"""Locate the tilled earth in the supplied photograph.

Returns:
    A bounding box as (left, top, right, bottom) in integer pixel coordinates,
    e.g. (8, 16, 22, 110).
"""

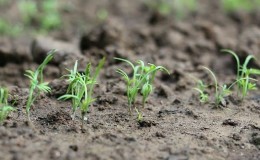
(0, 0, 260, 160)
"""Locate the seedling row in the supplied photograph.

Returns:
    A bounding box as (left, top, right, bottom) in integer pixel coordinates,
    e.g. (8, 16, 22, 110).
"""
(0, 49, 259, 130)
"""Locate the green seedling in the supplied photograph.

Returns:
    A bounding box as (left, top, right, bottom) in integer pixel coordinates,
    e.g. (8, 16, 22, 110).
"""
(59, 60, 79, 120)
(222, 49, 260, 100)
(18, 0, 37, 25)
(59, 58, 105, 129)
(135, 107, 143, 122)
(41, 0, 61, 31)
(96, 8, 109, 21)
(42, 0, 58, 12)
(115, 58, 169, 115)
(193, 80, 209, 103)
(0, 88, 8, 105)
(173, 0, 197, 19)
(141, 80, 153, 107)
(18, 0, 61, 33)
(0, 88, 15, 123)
(202, 66, 233, 107)
(0, 106, 15, 123)
(41, 13, 61, 31)
(0, 18, 21, 37)
(145, 0, 197, 18)
(147, 0, 172, 15)
(25, 50, 55, 123)
(221, 0, 260, 12)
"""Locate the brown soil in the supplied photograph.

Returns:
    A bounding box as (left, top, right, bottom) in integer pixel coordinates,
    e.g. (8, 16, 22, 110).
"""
(0, 0, 260, 160)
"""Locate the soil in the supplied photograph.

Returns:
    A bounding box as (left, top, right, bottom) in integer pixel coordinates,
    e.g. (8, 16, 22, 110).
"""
(0, 0, 260, 160)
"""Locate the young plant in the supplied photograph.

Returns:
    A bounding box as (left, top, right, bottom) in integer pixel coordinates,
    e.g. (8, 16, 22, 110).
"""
(173, 0, 197, 19)
(115, 58, 169, 115)
(135, 107, 143, 122)
(221, 0, 260, 13)
(41, 13, 61, 31)
(145, 0, 172, 15)
(222, 49, 260, 100)
(25, 50, 55, 123)
(59, 61, 79, 120)
(145, 0, 197, 18)
(18, 0, 61, 32)
(41, 0, 61, 31)
(96, 8, 109, 21)
(202, 67, 233, 107)
(18, 0, 37, 25)
(141, 80, 153, 107)
(0, 18, 21, 37)
(0, 88, 15, 123)
(193, 80, 209, 103)
(59, 58, 105, 129)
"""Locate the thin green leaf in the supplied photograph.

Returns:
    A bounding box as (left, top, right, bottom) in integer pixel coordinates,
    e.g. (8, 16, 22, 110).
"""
(114, 57, 135, 70)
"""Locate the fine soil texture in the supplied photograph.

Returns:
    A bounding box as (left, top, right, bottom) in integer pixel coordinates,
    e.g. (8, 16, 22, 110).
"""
(0, 0, 260, 160)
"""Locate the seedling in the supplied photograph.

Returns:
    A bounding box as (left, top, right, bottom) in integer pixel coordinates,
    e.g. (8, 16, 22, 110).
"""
(141, 80, 153, 107)
(146, 0, 172, 15)
(59, 58, 105, 129)
(222, 49, 260, 100)
(59, 61, 79, 120)
(193, 80, 209, 103)
(96, 8, 109, 21)
(41, 13, 61, 31)
(135, 107, 143, 122)
(145, 0, 197, 18)
(41, 0, 61, 31)
(221, 0, 260, 12)
(18, 0, 37, 25)
(202, 66, 233, 107)
(173, 0, 197, 19)
(115, 58, 169, 115)
(25, 50, 55, 123)
(0, 88, 15, 123)
(0, 18, 21, 37)
(18, 0, 61, 32)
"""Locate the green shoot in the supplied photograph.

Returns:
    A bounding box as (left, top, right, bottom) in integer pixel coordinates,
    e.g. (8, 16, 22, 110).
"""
(0, 88, 8, 105)
(0, 88, 15, 123)
(141, 80, 153, 107)
(18, 0, 61, 33)
(0, 106, 15, 123)
(25, 50, 55, 123)
(193, 88, 208, 103)
(173, 0, 197, 19)
(41, 0, 61, 31)
(222, 49, 260, 100)
(147, 0, 172, 15)
(59, 61, 79, 120)
(202, 66, 233, 107)
(59, 58, 105, 129)
(221, 0, 260, 13)
(41, 13, 61, 31)
(96, 8, 109, 21)
(135, 107, 143, 122)
(0, 18, 21, 37)
(40, 0, 61, 31)
(197, 80, 208, 92)
(115, 58, 169, 115)
(193, 79, 209, 103)
(145, 0, 197, 18)
(18, 0, 37, 25)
